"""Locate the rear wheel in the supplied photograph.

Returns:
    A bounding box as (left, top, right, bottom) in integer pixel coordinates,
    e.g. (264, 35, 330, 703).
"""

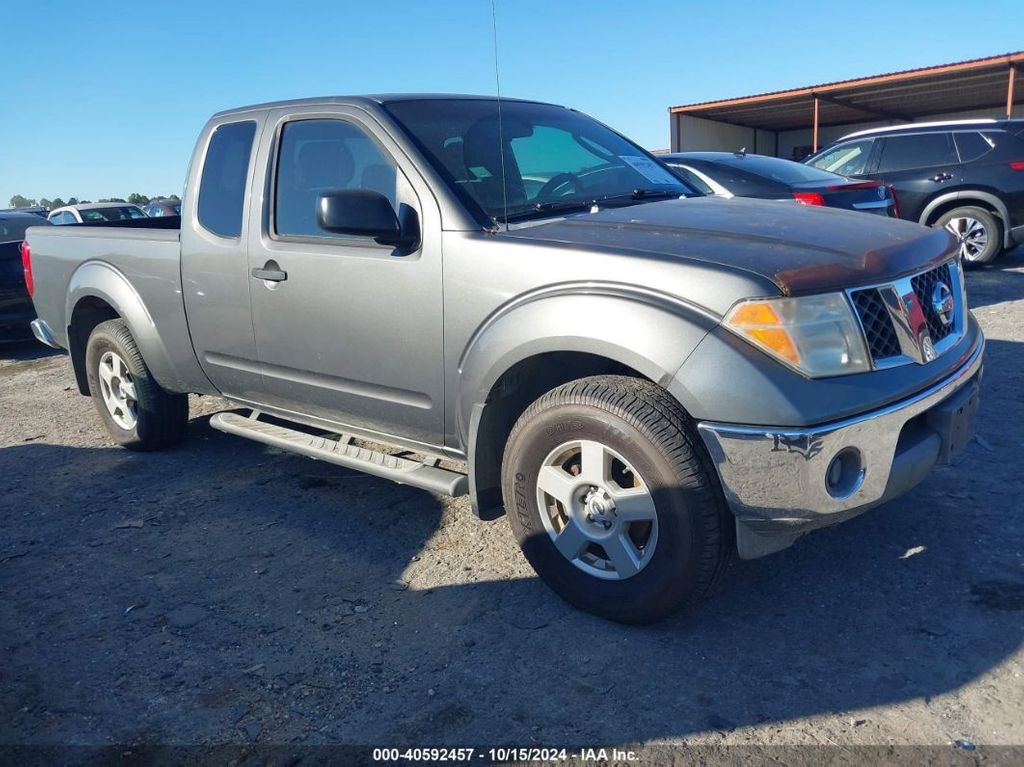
(501, 376, 732, 623)
(85, 319, 188, 450)
(935, 206, 1003, 266)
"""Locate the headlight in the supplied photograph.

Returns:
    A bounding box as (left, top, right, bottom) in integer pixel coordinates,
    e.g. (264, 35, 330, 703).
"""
(723, 293, 870, 378)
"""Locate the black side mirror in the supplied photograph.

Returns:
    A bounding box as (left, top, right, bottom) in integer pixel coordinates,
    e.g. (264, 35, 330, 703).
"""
(316, 189, 416, 248)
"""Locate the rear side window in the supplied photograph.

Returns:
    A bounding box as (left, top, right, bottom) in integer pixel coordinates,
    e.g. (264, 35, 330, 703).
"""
(876, 133, 957, 172)
(668, 165, 714, 195)
(954, 131, 995, 162)
(198, 121, 257, 238)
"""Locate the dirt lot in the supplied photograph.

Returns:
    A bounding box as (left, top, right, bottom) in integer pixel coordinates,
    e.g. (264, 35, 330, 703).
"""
(2, 251, 1023, 760)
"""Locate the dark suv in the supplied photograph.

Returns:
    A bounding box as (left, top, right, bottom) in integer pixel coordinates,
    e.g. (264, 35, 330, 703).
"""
(804, 119, 1024, 265)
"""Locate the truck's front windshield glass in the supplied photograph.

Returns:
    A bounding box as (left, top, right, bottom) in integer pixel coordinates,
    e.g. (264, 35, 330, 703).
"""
(384, 99, 692, 224)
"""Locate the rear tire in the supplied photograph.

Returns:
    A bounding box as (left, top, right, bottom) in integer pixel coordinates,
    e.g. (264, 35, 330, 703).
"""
(934, 206, 1003, 266)
(501, 376, 732, 623)
(85, 319, 188, 451)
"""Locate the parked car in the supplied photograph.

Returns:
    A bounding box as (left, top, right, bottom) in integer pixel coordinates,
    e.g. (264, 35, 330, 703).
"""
(48, 202, 147, 224)
(25, 95, 982, 622)
(143, 199, 181, 217)
(662, 151, 897, 217)
(1, 207, 49, 218)
(0, 211, 51, 339)
(804, 119, 1024, 264)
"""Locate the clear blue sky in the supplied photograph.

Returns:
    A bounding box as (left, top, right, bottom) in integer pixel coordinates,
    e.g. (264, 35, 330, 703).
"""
(2, 0, 1021, 206)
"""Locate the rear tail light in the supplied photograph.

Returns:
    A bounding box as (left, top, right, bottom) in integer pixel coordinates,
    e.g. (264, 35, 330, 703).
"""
(888, 184, 901, 218)
(1010, 161, 1024, 170)
(793, 191, 825, 206)
(21, 241, 34, 297)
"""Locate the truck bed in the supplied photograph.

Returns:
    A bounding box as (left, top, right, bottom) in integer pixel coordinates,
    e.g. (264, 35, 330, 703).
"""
(25, 218, 202, 393)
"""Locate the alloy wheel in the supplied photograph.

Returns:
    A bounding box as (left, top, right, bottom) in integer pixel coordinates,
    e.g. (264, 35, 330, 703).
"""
(535, 439, 658, 580)
(98, 351, 138, 430)
(944, 216, 988, 262)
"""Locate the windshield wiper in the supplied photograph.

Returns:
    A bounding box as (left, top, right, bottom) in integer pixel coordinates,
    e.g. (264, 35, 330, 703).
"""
(496, 199, 596, 224)
(494, 189, 682, 225)
(601, 189, 682, 203)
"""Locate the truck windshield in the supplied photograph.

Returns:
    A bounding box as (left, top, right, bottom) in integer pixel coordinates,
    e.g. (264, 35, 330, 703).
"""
(384, 99, 692, 224)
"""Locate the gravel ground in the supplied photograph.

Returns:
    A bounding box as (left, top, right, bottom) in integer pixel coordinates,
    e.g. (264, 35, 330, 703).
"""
(1, 250, 1023, 760)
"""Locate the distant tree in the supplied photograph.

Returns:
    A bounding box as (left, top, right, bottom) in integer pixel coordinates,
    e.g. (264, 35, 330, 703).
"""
(8, 194, 37, 208)
(39, 198, 52, 209)
(98, 197, 127, 203)
(168, 194, 181, 201)
(50, 197, 66, 209)
(79, 199, 92, 204)
(127, 193, 150, 205)
(67, 197, 79, 206)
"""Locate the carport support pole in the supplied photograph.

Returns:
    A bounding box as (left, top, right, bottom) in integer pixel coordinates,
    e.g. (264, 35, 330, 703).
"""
(1009, 65, 1017, 119)
(812, 96, 819, 152)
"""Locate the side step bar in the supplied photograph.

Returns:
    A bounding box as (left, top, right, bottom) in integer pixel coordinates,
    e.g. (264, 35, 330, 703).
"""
(209, 411, 468, 497)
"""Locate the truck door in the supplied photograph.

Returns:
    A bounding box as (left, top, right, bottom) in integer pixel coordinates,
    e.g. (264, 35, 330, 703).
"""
(180, 115, 268, 401)
(245, 107, 444, 447)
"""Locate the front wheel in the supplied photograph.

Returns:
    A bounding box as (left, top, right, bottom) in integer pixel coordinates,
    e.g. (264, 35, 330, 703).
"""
(85, 319, 188, 450)
(935, 206, 1003, 266)
(501, 376, 732, 623)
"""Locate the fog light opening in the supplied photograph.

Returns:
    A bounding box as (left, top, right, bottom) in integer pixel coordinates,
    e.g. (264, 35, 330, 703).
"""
(825, 448, 864, 499)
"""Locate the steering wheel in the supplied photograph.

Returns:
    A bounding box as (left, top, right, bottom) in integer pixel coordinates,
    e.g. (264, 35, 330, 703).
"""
(536, 172, 584, 202)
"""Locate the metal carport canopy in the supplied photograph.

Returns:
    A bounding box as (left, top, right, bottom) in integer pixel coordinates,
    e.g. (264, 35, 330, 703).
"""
(670, 51, 1023, 149)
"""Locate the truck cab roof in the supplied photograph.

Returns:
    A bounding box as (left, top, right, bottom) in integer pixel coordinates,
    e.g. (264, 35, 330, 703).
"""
(211, 93, 556, 119)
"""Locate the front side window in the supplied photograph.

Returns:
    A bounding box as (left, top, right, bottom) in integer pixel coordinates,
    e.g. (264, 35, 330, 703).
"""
(274, 119, 399, 239)
(384, 99, 690, 223)
(198, 120, 257, 238)
(876, 133, 957, 172)
(807, 139, 874, 176)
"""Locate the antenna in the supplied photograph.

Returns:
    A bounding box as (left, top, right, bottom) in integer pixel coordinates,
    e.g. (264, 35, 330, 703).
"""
(491, 0, 509, 230)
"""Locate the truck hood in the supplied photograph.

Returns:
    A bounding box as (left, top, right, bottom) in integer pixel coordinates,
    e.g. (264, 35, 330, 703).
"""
(502, 197, 957, 295)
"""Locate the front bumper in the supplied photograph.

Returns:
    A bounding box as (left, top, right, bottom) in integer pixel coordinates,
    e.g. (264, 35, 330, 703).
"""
(697, 337, 984, 558)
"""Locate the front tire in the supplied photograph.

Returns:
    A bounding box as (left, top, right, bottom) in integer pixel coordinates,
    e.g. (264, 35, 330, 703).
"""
(935, 206, 1003, 266)
(501, 376, 732, 623)
(85, 319, 188, 450)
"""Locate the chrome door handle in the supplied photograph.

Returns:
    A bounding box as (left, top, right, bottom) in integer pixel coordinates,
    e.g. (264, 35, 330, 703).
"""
(930, 172, 953, 182)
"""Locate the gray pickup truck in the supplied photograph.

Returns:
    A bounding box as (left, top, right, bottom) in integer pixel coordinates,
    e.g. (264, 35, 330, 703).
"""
(24, 95, 983, 622)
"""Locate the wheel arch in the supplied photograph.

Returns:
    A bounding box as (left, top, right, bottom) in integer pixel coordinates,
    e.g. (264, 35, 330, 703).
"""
(65, 261, 195, 396)
(919, 190, 1012, 248)
(457, 290, 715, 519)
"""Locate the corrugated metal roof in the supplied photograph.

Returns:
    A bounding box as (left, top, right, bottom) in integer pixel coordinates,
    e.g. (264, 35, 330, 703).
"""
(670, 52, 1023, 131)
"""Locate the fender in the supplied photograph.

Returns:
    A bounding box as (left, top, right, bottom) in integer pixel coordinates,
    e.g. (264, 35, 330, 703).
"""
(457, 283, 719, 441)
(456, 283, 719, 518)
(918, 189, 1013, 248)
(66, 261, 213, 395)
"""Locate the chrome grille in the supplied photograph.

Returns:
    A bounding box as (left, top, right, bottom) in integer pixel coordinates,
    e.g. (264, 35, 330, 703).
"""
(851, 288, 901, 360)
(846, 259, 964, 369)
(911, 262, 954, 343)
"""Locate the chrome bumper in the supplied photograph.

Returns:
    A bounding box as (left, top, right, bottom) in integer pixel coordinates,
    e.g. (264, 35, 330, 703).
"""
(697, 338, 984, 556)
(30, 318, 61, 349)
